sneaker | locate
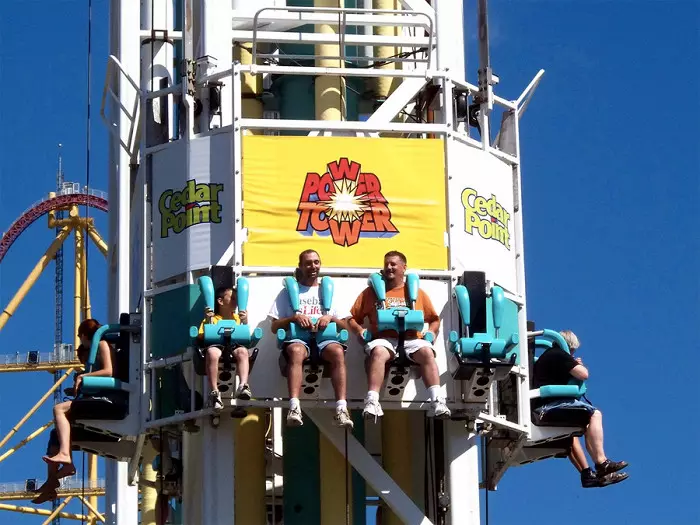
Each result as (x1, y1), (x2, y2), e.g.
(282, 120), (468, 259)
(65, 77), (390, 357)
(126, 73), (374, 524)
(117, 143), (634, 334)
(595, 459), (628, 478)
(362, 398), (384, 421)
(287, 406), (303, 427)
(209, 390), (223, 411)
(430, 399), (451, 419)
(235, 383), (252, 400)
(334, 407), (354, 430)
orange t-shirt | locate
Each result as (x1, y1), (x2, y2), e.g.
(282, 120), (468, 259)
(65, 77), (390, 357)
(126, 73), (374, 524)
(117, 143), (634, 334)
(350, 284), (439, 340)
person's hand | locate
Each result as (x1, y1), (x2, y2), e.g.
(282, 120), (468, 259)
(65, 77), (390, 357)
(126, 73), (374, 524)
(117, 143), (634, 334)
(316, 315), (333, 331)
(293, 313), (313, 329)
(574, 357), (583, 364)
(357, 329), (368, 345)
(204, 307), (215, 319)
(239, 310), (248, 325)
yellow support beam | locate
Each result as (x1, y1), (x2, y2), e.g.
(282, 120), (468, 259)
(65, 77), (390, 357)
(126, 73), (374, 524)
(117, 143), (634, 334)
(0, 488), (105, 501)
(381, 411), (414, 525)
(0, 502), (88, 521)
(0, 421), (53, 463)
(0, 225), (72, 331)
(86, 224), (108, 257)
(0, 361), (82, 373)
(78, 495), (105, 523)
(0, 368), (74, 450)
(234, 409), (267, 524)
(41, 497), (74, 525)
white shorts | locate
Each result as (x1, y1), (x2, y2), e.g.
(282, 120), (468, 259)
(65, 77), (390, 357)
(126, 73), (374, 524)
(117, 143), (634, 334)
(364, 338), (435, 362)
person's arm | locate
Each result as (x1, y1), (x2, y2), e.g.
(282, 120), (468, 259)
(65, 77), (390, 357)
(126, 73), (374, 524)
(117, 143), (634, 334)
(269, 291), (310, 332)
(346, 291), (368, 342)
(570, 360), (589, 381)
(420, 291), (440, 338)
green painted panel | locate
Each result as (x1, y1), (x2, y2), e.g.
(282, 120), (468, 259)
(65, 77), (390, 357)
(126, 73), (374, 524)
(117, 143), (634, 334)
(283, 414), (321, 524)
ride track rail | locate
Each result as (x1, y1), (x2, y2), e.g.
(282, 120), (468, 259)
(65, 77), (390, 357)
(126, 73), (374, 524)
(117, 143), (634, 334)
(0, 188), (108, 265)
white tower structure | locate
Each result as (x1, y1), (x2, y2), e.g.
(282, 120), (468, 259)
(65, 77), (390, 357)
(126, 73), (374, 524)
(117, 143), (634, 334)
(88, 1), (580, 524)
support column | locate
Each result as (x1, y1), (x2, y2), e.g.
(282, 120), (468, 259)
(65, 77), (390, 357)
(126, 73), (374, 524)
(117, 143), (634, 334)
(446, 422), (480, 525)
(381, 410), (414, 525)
(234, 409), (267, 524)
(107, 0), (140, 520)
(140, 442), (159, 525)
(374, 0), (402, 99)
(201, 417), (236, 524)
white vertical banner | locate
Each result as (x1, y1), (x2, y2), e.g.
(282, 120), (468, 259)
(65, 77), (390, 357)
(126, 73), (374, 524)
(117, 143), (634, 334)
(448, 141), (517, 293)
(151, 134), (234, 282)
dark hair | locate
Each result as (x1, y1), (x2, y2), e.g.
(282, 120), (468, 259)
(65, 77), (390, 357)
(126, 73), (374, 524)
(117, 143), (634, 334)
(298, 249), (320, 266)
(384, 251), (407, 264)
(78, 319), (101, 340)
(214, 286), (236, 315)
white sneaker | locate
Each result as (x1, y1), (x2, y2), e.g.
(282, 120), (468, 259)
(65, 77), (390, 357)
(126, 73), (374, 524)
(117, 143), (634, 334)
(430, 399), (451, 419)
(362, 398), (384, 422)
(209, 390), (223, 412)
(334, 407), (354, 430)
(287, 406), (303, 427)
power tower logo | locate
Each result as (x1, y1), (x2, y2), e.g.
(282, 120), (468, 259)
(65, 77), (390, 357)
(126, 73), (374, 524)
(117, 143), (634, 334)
(296, 158), (398, 247)
(159, 179), (224, 238)
(461, 188), (511, 250)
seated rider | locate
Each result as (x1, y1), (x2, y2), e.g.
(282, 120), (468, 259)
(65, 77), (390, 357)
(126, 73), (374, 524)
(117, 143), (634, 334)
(268, 249), (353, 429)
(347, 251), (451, 420)
(532, 329), (628, 487)
(38, 319), (119, 496)
(197, 285), (252, 411)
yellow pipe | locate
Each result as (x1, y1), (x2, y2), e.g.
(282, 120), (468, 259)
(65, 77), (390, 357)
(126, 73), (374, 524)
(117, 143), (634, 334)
(235, 42), (264, 132)
(374, 0), (402, 98)
(234, 409), (267, 524)
(86, 224), (108, 257)
(78, 495), (105, 523)
(381, 410), (413, 525)
(0, 368), (74, 450)
(140, 441), (158, 525)
(87, 453), (98, 525)
(0, 421), (53, 463)
(0, 225), (72, 331)
(41, 496), (74, 525)
(0, 502), (87, 521)
(315, 0), (345, 123)
(80, 226), (90, 320)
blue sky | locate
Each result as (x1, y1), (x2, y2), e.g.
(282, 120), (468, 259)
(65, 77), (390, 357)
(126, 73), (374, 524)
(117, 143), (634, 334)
(0, 1), (698, 524)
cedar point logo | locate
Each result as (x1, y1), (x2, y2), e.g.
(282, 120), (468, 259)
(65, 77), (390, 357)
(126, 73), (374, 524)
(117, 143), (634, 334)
(296, 158), (398, 247)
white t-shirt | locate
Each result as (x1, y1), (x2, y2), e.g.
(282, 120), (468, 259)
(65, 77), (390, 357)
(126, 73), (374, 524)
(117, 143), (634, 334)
(269, 283), (349, 321)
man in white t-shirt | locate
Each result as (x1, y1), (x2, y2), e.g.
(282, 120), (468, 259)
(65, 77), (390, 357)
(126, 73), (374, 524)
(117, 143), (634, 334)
(269, 249), (354, 429)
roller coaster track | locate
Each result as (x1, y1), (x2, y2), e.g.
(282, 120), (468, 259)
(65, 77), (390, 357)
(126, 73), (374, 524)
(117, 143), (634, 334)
(0, 184), (108, 265)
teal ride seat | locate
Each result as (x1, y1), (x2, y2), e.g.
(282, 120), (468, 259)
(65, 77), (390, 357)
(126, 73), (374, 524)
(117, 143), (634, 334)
(276, 275), (348, 397)
(529, 327), (589, 428)
(76, 313), (133, 421)
(448, 284), (518, 380)
(275, 276), (349, 355)
(363, 272), (434, 398)
(189, 272), (262, 377)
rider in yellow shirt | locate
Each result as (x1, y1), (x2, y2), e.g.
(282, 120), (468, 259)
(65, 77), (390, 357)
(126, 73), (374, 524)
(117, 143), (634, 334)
(197, 286), (251, 410)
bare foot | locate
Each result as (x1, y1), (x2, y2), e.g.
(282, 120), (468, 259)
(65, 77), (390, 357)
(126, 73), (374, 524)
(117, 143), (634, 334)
(33, 478), (60, 493)
(42, 453), (72, 466)
(56, 464), (76, 480)
(31, 490), (57, 504)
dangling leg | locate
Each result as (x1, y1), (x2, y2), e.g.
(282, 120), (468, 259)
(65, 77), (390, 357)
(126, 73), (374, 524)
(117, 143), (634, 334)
(43, 401), (73, 466)
(233, 346), (252, 399)
(322, 343), (353, 429)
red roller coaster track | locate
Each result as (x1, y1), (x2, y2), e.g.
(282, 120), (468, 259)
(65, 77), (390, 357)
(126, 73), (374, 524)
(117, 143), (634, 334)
(0, 192), (109, 265)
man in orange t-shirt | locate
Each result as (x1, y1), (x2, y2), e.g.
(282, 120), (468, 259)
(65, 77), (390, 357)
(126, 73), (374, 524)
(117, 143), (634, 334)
(347, 251), (451, 420)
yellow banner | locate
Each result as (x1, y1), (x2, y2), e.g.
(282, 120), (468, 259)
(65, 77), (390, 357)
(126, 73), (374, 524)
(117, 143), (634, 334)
(242, 136), (447, 270)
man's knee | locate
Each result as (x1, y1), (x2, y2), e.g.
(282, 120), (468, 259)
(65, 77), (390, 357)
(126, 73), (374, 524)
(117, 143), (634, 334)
(322, 344), (344, 364)
(411, 346), (435, 364)
(286, 344), (307, 363)
(369, 346), (392, 363)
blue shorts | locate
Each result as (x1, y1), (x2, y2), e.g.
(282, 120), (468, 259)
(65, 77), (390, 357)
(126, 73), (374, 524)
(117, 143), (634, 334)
(533, 398), (597, 420)
(283, 339), (347, 357)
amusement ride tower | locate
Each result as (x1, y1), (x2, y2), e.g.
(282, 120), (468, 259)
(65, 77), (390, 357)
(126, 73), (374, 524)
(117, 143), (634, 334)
(64, 1), (593, 524)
